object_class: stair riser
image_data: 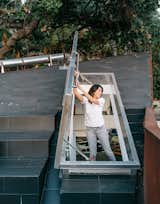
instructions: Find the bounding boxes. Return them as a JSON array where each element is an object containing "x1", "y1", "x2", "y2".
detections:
[
  {"x1": 0, "y1": 141, "x2": 48, "y2": 157},
  {"x1": 125, "y1": 109, "x2": 145, "y2": 115},
  {"x1": 127, "y1": 114, "x2": 144, "y2": 123},
  {"x1": 0, "y1": 117, "x2": 54, "y2": 131},
  {"x1": 0, "y1": 194, "x2": 39, "y2": 204},
  {"x1": 129, "y1": 123, "x2": 144, "y2": 134},
  {"x1": 61, "y1": 193, "x2": 136, "y2": 204}
]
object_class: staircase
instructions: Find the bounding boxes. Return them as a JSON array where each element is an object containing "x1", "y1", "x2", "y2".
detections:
[
  {"x1": 0, "y1": 116, "x2": 54, "y2": 204},
  {"x1": 126, "y1": 108, "x2": 145, "y2": 204},
  {"x1": 58, "y1": 108, "x2": 144, "y2": 204},
  {"x1": 126, "y1": 108, "x2": 145, "y2": 164},
  {"x1": 0, "y1": 68, "x2": 66, "y2": 204}
]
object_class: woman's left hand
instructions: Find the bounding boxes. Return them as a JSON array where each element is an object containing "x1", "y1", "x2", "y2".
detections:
[{"x1": 74, "y1": 70, "x2": 80, "y2": 78}]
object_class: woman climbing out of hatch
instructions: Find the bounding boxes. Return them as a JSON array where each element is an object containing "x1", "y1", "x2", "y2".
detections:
[{"x1": 73, "y1": 71, "x2": 116, "y2": 161}]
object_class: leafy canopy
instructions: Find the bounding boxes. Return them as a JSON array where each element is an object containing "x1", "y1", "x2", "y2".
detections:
[{"x1": 0, "y1": 0, "x2": 160, "y2": 97}]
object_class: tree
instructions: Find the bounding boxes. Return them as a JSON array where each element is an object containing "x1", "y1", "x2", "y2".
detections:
[
  {"x1": 0, "y1": 0, "x2": 62, "y2": 58},
  {"x1": 0, "y1": 0, "x2": 160, "y2": 98}
]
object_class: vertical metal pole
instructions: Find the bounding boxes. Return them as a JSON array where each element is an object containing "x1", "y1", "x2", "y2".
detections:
[{"x1": 0, "y1": 62, "x2": 5, "y2": 74}]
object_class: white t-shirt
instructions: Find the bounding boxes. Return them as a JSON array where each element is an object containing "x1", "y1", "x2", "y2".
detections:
[{"x1": 81, "y1": 96, "x2": 105, "y2": 127}]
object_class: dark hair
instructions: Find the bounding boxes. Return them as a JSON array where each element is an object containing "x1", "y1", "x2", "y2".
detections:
[{"x1": 88, "y1": 84, "x2": 103, "y2": 97}]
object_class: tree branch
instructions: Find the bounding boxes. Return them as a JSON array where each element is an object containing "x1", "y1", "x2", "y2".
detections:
[
  {"x1": 0, "y1": 20, "x2": 38, "y2": 59},
  {"x1": 0, "y1": 8, "x2": 16, "y2": 15}
]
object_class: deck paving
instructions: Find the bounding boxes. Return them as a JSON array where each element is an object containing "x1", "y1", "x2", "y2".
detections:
[{"x1": 0, "y1": 68, "x2": 66, "y2": 116}]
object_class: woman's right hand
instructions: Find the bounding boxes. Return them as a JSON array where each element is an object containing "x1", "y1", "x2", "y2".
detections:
[{"x1": 74, "y1": 70, "x2": 80, "y2": 78}]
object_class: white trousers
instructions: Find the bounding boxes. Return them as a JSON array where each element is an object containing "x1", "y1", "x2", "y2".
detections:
[{"x1": 86, "y1": 125, "x2": 116, "y2": 161}]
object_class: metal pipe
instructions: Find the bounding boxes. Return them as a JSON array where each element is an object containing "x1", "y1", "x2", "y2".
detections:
[{"x1": 0, "y1": 53, "x2": 69, "y2": 68}]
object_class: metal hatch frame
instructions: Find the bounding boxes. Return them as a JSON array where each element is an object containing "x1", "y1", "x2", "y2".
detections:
[
  {"x1": 54, "y1": 31, "x2": 140, "y2": 174},
  {"x1": 54, "y1": 72, "x2": 140, "y2": 174}
]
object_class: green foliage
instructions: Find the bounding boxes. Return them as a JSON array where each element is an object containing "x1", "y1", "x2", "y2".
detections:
[
  {"x1": 0, "y1": 0, "x2": 160, "y2": 98},
  {"x1": 31, "y1": 0, "x2": 62, "y2": 17},
  {"x1": 154, "y1": 65, "x2": 160, "y2": 99}
]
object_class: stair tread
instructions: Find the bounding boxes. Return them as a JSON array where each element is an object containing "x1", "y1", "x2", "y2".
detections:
[{"x1": 0, "y1": 158, "x2": 46, "y2": 176}]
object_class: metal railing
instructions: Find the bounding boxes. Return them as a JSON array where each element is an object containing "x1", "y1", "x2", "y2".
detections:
[
  {"x1": 54, "y1": 31, "x2": 79, "y2": 168},
  {"x1": 144, "y1": 107, "x2": 160, "y2": 204},
  {"x1": 54, "y1": 31, "x2": 140, "y2": 173},
  {"x1": 63, "y1": 31, "x2": 78, "y2": 99},
  {"x1": 55, "y1": 72, "x2": 140, "y2": 172},
  {"x1": 0, "y1": 53, "x2": 68, "y2": 73}
]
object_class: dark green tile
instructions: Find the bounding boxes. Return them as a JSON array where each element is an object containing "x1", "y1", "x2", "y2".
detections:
[
  {"x1": 101, "y1": 193, "x2": 136, "y2": 204},
  {"x1": 61, "y1": 178, "x2": 100, "y2": 194},
  {"x1": 127, "y1": 114, "x2": 144, "y2": 123},
  {"x1": 99, "y1": 175, "x2": 136, "y2": 194},
  {"x1": 0, "y1": 195, "x2": 19, "y2": 204},
  {"x1": 61, "y1": 193, "x2": 100, "y2": 204},
  {"x1": 4, "y1": 177, "x2": 39, "y2": 194},
  {"x1": 0, "y1": 142, "x2": 8, "y2": 157},
  {"x1": 129, "y1": 123, "x2": 144, "y2": 133},
  {"x1": 0, "y1": 177, "x2": 4, "y2": 192},
  {"x1": 22, "y1": 195, "x2": 39, "y2": 204}
]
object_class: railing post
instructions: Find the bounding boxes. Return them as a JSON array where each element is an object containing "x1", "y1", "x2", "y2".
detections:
[{"x1": 0, "y1": 61, "x2": 5, "y2": 73}]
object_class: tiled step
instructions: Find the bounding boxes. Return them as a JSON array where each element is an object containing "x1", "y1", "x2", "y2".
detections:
[
  {"x1": 0, "y1": 157, "x2": 47, "y2": 204},
  {"x1": 0, "y1": 131, "x2": 53, "y2": 157},
  {"x1": 125, "y1": 109, "x2": 145, "y2": 115},
  {"x1": 0, "y1": 116, "x2": 55, "y2": 131},
  {"x1": 126, "y1": 108, "x2": 145, "y2": 141},
  {"x1": 132, "y1": 132, "x2": 144, "y2": 142},
  {"x1": 129, "y1": 122, "x2": 144, "y2": 134},
  {"x1": 127, "y1": 113, "x2": 144, "y2": 123},
  {"x1": 60, "y1": 175, "x2": 137, "y2": 204},
  {"x1": 126, "y1": 108, "x2": 145, "y2": 165}
]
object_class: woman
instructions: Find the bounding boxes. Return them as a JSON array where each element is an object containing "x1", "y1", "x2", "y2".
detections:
[{"x1": 73, "y1": 73, "x2": 116, "y2": 161}]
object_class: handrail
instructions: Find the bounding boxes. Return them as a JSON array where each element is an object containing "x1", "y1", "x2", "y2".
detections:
[
  {"x1": 54, "y1": 94, "x2": 72, "y2": 169},
  {"x1": 144, "y1": 107, "x2": 160, "y2": 204},
  {"x1": 55, "y1": 32, "x2": 79, "y2": 168},
  {"x1": 0, "y1": 53, "x2": 66, "y2": 67},
  {"x1": 62, "y1": 31, "x2": 78, "y2": 104},
  {"x1": 65, "y1": 31, "x2": 78, "y2": 95},
  {"x1": 0, "y1": 53, "x2": 68, "y2": 73}
]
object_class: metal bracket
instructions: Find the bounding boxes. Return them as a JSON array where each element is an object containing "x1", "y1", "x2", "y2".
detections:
[
  {"x1": 0, "y1": 61, "x2": 5, "y2": 74},
  {"x1": 48, "y1": 55, "x2": 53, "y2": 67}
]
